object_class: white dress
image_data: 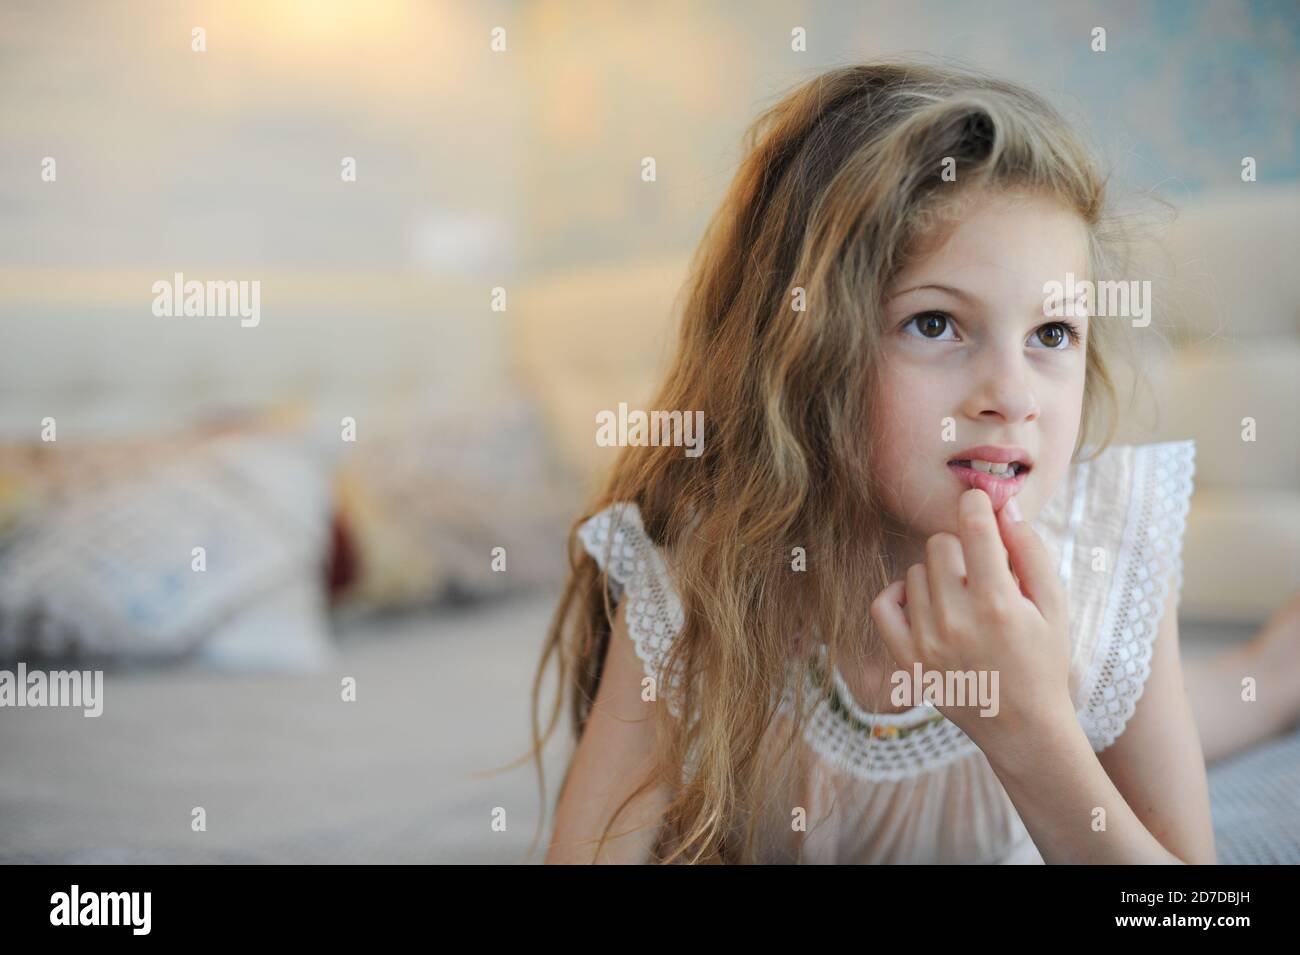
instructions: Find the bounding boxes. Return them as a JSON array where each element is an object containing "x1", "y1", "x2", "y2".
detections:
[{"x1": 577, "y1": 440, "x2": 1197, "y2": 864}]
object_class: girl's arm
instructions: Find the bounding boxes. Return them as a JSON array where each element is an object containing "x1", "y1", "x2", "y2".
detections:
[
  {"x1": 984, "y1": 582, "x2": 1217, "y2": 864},
  {"x1": 1183, "y1": 591, "x2": 1300, "y2": 764},
  {"x1": 545, "y1": 598, "x2": 673, "y2": 864}
]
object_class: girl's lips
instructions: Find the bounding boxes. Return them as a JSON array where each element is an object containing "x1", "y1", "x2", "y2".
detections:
[{"x1": 946, "y1": 462, "x2": 1027, "y2": 512}]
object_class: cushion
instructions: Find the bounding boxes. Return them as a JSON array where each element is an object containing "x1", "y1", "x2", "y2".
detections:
[
  {"x1": 328, "y1": 387, "x2": 579, "y2": 615},
  {"x1": 0, "y1": 406, "x2": 338, "y2": 670}
]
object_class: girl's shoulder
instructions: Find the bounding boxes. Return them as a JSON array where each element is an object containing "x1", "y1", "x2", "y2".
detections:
[
  {"x1": 1035, "y1": 439, "x2": 1197, "y2": 752},
  {"x1": 1032, "y1": 438, "x2": 1196, "y2": 576}
]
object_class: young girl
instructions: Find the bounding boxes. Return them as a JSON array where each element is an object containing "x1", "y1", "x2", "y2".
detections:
[{"x1": 530, "y1": 60, "x2": 1297, "y2": 864}]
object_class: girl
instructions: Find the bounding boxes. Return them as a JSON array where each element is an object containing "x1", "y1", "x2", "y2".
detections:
[{"x1": 530, "y1": 60, "x2": 1298, "y2": 864}]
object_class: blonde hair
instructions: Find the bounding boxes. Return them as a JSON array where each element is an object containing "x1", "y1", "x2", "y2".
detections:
[{"x1": 528, "y1": 59, "x2": 1139, "y2": 864}]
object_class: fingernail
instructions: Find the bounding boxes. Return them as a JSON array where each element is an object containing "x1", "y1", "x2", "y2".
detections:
[{"x1": 1005, "y1": 497, "x2": 1023, "y2": 522}]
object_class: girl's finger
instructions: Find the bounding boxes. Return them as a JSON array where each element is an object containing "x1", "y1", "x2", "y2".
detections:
[
  {"x1": 996, "y1": 504, "x2": 1064, "y2": 621},
  {"x1": 869, "y1": 579, "x2": 916, "y2": 666},
  {"x1": 957, "y1": 488, "x2": 1017, "y2": 596},
  {"x1": 924, "y1": 532, "x2": 967, "y2": 634},
  {"x1": 904, "y1": 562, "x2": 937, "y2": 658}
]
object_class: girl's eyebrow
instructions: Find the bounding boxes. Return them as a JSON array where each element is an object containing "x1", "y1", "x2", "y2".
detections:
[
  {"x1": 889, "y1": 282, "x2": 1091, "y2": 318},
  {"x1": 1043, "y1": 286, "x2": 1090, "y2": 310},
  {"x1": 887, "y1": 283, "x2": 976, "y2": 302}
]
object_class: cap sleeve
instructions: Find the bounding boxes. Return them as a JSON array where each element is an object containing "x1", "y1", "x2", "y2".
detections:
[
  {"x1": 1071, "y1": 440, "x2": 1196, "y2": 752},
  {"x1": 577, "y1": 501, "x2": 687, "y2": 718}
]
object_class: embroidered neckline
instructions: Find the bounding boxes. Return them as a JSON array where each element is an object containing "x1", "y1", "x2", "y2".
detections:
[{"x1": 807, "y1": 651, "x2": 947, "y2": 739}]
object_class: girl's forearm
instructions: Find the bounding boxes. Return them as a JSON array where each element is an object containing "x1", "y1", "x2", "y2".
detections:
[{"x1": 981, "y1": 706, "x2": 1187, "y2": 864}]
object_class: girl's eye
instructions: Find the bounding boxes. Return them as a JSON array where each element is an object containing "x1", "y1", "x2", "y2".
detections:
[
  {"x1": 900, "y1": 314, "x2": 1082, "y2": 348},
  {"x1": 903, "y1": 312, "x2": 958, "y2": 341},
  {"x1": 1029, "y1": 321, "x2": 1081, "y2": 350}
]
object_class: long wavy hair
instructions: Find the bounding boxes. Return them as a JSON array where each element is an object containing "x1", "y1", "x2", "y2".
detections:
[{"x1": 526, "y1": 59, "x2": 1143, "y2": 864}]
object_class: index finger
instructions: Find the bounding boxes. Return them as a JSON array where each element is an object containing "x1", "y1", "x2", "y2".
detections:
[
  {"x1": 956, "y1": 488, "x2": 1017, "y2": 594},
  {"x1": 870, "y1": 579, "x2": 918, "y2": 667}
]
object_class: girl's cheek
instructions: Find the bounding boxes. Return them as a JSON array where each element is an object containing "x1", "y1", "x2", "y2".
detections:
[
  {"x1": 897, "y1": 371, "x2": 950, "y2": 429},
  {"x1": 881, "y1": 349, "x2": 946, "y2": 396}
]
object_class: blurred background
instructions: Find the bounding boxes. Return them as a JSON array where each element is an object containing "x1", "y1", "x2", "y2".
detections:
[{"x1": 0, "y1": 0, "x2": 1296, "y2": 863}]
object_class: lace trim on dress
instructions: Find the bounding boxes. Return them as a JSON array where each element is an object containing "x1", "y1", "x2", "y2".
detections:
[
  {"x1": 577, "y1": 502, "x2": 687, "y2": 720},
  {"x1": 1076, "y1": 440, "x2": 1196, "y2": 752}
]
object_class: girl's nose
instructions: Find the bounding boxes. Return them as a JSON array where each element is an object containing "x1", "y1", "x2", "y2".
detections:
[{"x1": 963, "y1": 349, "x2": 1040, "y2": 423}]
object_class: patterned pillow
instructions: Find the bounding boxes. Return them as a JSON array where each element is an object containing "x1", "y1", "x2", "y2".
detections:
[
  {"x1": 0, "y1": 410, "x2": 336, "y2": 668},
  {"x1": 330, "y1": 391, "x2": 579, "y2": 614}
]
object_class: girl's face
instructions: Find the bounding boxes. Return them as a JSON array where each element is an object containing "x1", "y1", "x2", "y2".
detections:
[{"x1": 874, "y1": 188, "x2": 1090, "y2": 546}]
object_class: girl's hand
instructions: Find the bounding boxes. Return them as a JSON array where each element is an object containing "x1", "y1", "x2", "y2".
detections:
[{"x1": 869, "y1": 488, "x2": 1074, "y2": 755}]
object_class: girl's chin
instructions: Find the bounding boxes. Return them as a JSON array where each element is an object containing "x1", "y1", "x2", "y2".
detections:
[
  {"x1": 883, "y1": 484, "x2": 1035, "y2": 538},
  {"x1": 898, "y1": 494, "x2": 1028, "y2": 536}
]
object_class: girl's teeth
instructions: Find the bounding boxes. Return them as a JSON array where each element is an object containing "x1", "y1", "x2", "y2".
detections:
[{"x1": 949, "y1": 459, "x2": 1023, "y2": 478}]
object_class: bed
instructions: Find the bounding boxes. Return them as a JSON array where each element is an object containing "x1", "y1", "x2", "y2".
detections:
[{"x1": 2, "y1": 588, "x2": 1297, "y2": 864}]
